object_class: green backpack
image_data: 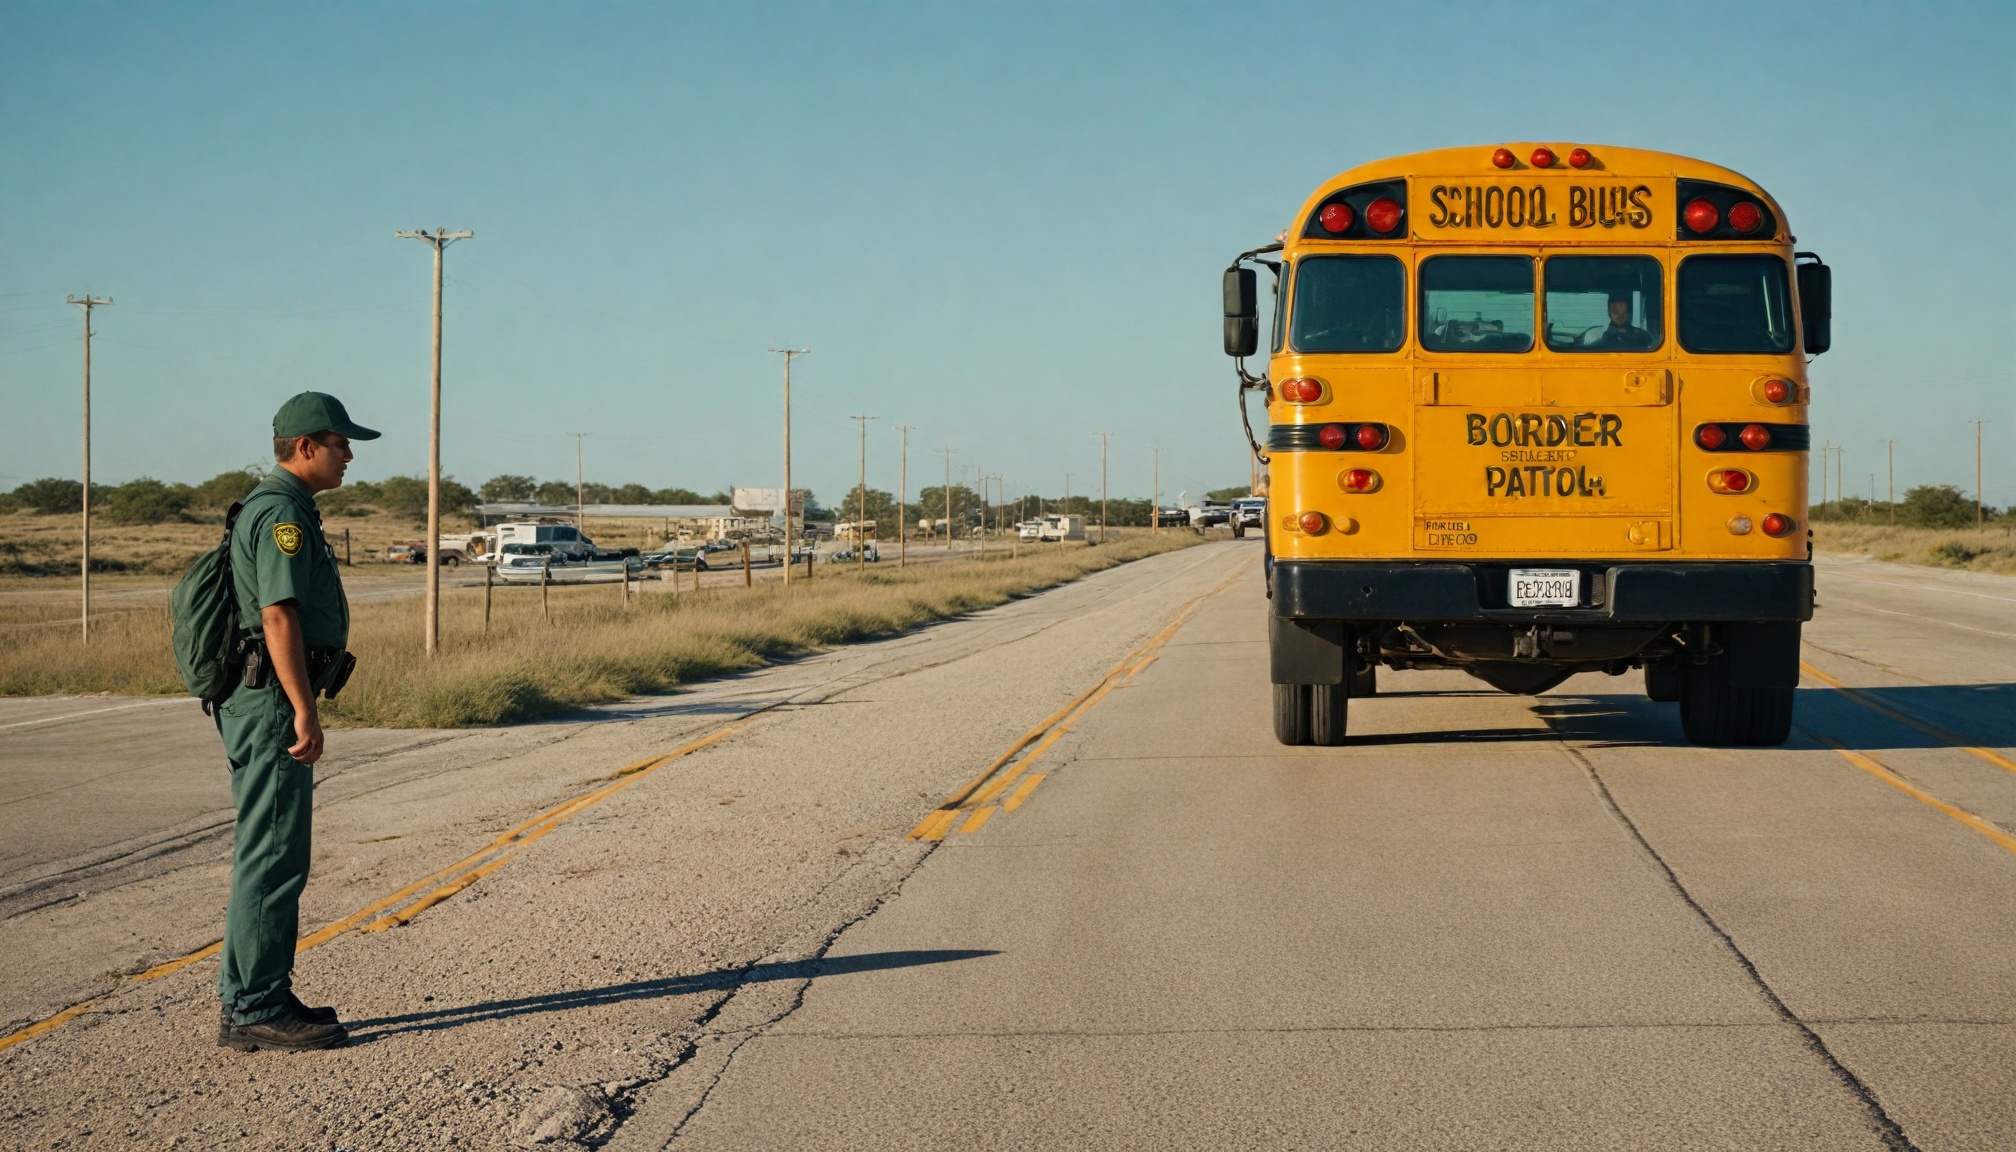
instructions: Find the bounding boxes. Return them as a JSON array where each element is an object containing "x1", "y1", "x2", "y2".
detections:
[{"x1": 170, "y1": 501, "x2": 246, "y2": 709}]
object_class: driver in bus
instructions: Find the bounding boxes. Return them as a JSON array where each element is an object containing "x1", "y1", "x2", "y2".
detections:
[{"x1": 1590, "y1": 292, "x2": 1654, "y2": 349}]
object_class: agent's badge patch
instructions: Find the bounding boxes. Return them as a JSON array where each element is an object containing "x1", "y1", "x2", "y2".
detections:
[{"x1": 273, "y1": 523, "x2": 304, "y2": 557}]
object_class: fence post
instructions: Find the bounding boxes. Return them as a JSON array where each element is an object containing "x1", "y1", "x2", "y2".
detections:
[
  {"x1": 483, "y1": 562, "x2": 492, "y2": 634},
  {"x1": 620, "y1": 558, "x2": 629, "y2": 605},
  {"x1": 343, "y1": 528, "x2": 352, "y2": 566},
  {"x1": 743, "y1": 540, "x2": 752, "y2": 588},
  {"x1": 541, "y1": 558, "x2": 551, "y2": 622}
]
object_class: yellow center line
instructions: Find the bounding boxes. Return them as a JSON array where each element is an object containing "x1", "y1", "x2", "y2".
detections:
[
  {"x1": 1000, "y1": 773, "x2": 1046, "y2": 813},
  {"x1": 0, "y1": 725, "x2": 742, "y2": 1053},
  {"x1": 906, "y1": 556, "x2": 1254, "y2": 840},
  {"x1": 1804, "y1": 729, "x2": 2016, "y2": 858},
  {"x1": 1801, "y1": 660, "x2": 2016, "y2": 777},
  {"x1": 958, "y1": 806, "x2": 997, "y2": 834}
]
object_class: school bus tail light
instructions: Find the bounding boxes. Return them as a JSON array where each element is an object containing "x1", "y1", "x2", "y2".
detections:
[
  {"x1": 1707, "y1": 468, "x2": 1754, "y2": 494},
  {"x1": 1728, "y1": 202, "x2": 1765, "y2": 234},
  {"x1": 1491, "y1": 148, "x2": 1516, "y2": 169},
  {"x1": 1365, "y1": 197, "x2": 1403, "y2": 235},
  {"x1": 1696, "y1": 424, "x2": 1728, "y2": 450},
  {"x1": 1279, "y1": 377, "x2": 1324, "y2": 403},
  {"x1": 1740, "y1": 423, "x2": 1772, "y2": 450},
  {"x1": 1318, "y1": 202, "x2": 1355, "y2": 233},
  {"x1": 1684, "y1": 198, "x2": 1720, "y2": 234},
  {"x1": 1568, "y1": 147, "x2": 1593, "y2": 169},
  {"x1": 1355, "y1": 423, "x2": 1389, "y2": 450},
  {"x1": 1297, "y1": 511, "x2": 1330, "y2": 535},
  {"x1": 1762, "y1": 513, "x2": 1798, "y2": 538},
  {"x1": 1339, "y1": 468, "x2": 1380, "y2": 494},
  {"x1": 1755, "y1": 377, "x2": 1794, "y2": 405},
  {"x1": 1530, "y1": 146, "x2": 1555, "y2": 168}
]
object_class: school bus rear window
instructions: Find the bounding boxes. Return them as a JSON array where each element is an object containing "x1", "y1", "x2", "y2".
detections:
[
  {"x1": 1421, "y1": 256, "x2": 1533, "y2": 353},
  {"x1": 1544, "y1": 256, "x2": 1663, "y2": 352},
  {"x1": 1679, "y1": 255, "x2": 1793, "y2": 354},
  {"x1": 1291, "y1": 256, "x2": 1405, "y2": 353}
]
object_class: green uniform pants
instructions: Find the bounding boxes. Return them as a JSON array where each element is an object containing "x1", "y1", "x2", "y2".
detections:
[{"x1": 215, "y1": 681, "x2": 313, "y2": 1025}]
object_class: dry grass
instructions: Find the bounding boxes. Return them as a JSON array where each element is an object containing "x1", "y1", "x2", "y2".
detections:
[
  {"x1": 0, "y1": 531, "x2": 1203, "y2": 726},
  {"x1": 0, "y1": 509, "x2": 466, "y2": 576},
  {"x1": 1813, "y1": 522, "x2": 2016, "y2": 576}
]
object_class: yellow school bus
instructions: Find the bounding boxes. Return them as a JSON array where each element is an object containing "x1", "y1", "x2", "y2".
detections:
[{"x1": 1222, "y1": 143, "x2": 1831, "y2": 747}]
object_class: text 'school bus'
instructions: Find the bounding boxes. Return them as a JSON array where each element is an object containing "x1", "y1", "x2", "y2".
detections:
[{"x1": 1222, "y1": 144, "x2": 1831, "y2": 748}]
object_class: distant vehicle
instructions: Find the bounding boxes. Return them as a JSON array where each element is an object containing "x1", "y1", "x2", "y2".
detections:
[
  {"x1": 835, "y1": 520, "x2": 878, "y2": 542},
  {"x1": 384, "y1": 542, "x2": 426, "y2": 564},
  {"x1": 1189, "y1": 503, "x2": 1231, "y2": 528},
  {"x1": 1017, "y1": 520, "x2": 1042, "y2": 542},
  {"x1": 1154, "y1": 508, "x2": 1190, "y2": 527},
  {"x1": 829, "y1": 542, "x2": 881, "y2": 563},
  {"x1": 641, "y1": 546, "x2": 709, "y2": 571},
  {"x1": 494, "y1": 543, "x2": 632, "y2": 584},
  {"x1": 1038, "y1": 514, "x2": 1085, "y2": 542},
  {"x1": 495, "y1": 521, "x2": 596, "y2": 561},
  {"x1": 1232, "y1": 497, "x2": 1266, "y2": 526},
  {"x1": 434, "y1": 532, "x2": 490, "y2": 565}
]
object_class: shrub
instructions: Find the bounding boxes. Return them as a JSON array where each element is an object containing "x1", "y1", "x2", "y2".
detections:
[
  {"x1": 12, "y1": 478, "x2": 83, "y2": 515},
  {"x1": 1929, "y1": 540, "x2": 1979, "y2": 566},
  {"x1": 481, "y1": 474, "x2": 537, "y2": 502},
  {"x1": 101, "y1": 478, "x2": 194, "y2": 524},
  {"x1": 1899, "y1": 485, "x2": 1978, "y2": 530},
  {"x1": 192, "y1": 467, "x2": 265, "y2": 510}
]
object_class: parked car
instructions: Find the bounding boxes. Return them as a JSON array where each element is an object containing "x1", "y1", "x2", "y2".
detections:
[
  {"x1": 1154, "y1": 508, "x2": 1190, "y2": 527},
  {"x1": 828, "y1": 542, "x2": 880, "y2": 563},
  {"x1": 383, "y1": 542, "x2": 426, "y2": 564},
  {"x1": 640, "y1": 546, "x2": 709, "y2": 570}
]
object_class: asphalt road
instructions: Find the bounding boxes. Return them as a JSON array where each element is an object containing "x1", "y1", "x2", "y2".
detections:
[{"x1": 2, "y1": 542, "x2": 2014, "y2": 1150}]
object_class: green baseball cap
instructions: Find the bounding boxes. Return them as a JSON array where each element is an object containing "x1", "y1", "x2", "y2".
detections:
[{"x1": 273, "y1": 392, "x2": 381, "y2": 441}]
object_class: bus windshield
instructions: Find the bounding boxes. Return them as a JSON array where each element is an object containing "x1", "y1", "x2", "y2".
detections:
[
  {"x1": 1679, "y1": 255, "x2": 1793, "y2": 353},
  {"x1": 1421, "y1": 256, "x2": 1533, "y2": 352}
]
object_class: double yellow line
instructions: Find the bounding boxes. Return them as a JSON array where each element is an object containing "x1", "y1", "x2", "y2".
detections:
[
  {"x1": 1801, "y1": 660, "x2": 2016, "y2": 861},
  {"x1": 0, "y1": 725, "x2": 740, "y2": 1054},
  {"x1": 906, "y1": 558, "x2": 1251, "y2": 841}
]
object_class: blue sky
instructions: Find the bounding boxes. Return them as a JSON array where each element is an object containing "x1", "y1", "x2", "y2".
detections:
[{"x1": 3, "y1": 1, "x2": 2011, "y2": 505}]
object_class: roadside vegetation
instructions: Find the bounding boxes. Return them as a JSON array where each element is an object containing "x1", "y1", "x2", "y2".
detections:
[
  {"x1": 0, "y1": 532, "x2": 1204, "y2": 726},
  {"x1": 1810, "y1": 483, "x2": 2015, "y2": 575}
]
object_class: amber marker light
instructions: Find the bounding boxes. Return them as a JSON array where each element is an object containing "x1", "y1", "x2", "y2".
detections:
[
  {"x1": 1339, "y1": 468, "x2": 1379, "y2": 493},
  {"x1": 1707, "y1": 468, "x2": 1754, "y2": 494},
  {"x1": 1297, "y1": 511, "x2": 1329, "y2": 535},
  {"x1": 1491, "y1": 147, "x2": 1516, "y2": 169},
  {"x1": 1530, "y1": 146, "x2": 1556, "y2": 168},
  {"x1": 1568, "y1": 147, "x2": 1592, "y2": 169},
  {"x1": 1761, "y1": 513, "x2": 1798, "y2": 538}
]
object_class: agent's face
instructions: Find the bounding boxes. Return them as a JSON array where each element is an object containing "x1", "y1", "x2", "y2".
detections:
[
  {"x1": 298, "y1": 434, "x2": 353, "y2": 491},
  {"x1": 1609, "y1": 300, "x2": 1632, "y2": 326}
]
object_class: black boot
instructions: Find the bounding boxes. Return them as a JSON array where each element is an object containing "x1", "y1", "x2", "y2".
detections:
[
  {"x1": 219, "y1": 1004, "x2": 348, "y2": 1052},
  {"x1": 218, "y1": 992, "x2": 339, "y2": 1041}
]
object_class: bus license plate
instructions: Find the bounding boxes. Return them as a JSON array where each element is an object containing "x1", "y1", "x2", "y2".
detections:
[{"x1": 1509, "y1": 569, "x2": 1580, "y2": 607}]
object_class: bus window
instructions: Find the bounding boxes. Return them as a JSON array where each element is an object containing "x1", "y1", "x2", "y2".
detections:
[
  {"x1": 1271, "y1": 262, "x2": 1288, "y2": 353},
  {"x1": 1679, "y1": 255, "x2": 1793, "y2": 353},
  {"x1": 1420, "y1": 256, "x2": 1534, "y2": 352},
  {"x1": 1544, "y1": 256, "x2": 1663, "y2": 352},
  {"x1": 1291, "y1": 256, "x2": 1405, "y2": 353}
]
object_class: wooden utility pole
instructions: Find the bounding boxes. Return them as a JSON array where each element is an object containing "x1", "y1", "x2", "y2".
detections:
[
  {"x1": 1882, "y1": 438, "x2": 1895, "y2": 525},
  {"x1": 937, "y1": 446, "x2": 953, "y2": 553},
  {"x1": 397, "y1": 228, "x2": 472, "y2": 657},
  {"x1": 566, "y1": 432, "x2": 590, "y2": 528},
  {"x1": 1093, "y1": 431, "x2": 1112, "y2": 544},
  {"x1": 1975, "y1": 421, "x2": 1991, "y2": 532},
  {"x1": 68, "y1": 295, "x2": 111, "y2": 643},
  {"x1": 850, "y1": 415, "x2": 879, "y2": 573},
  {"x1": 895, "y1": 424, "x2": 913, "y2": 568},
  {"x1": 769, "y1": 349, "x2": 809, "y2": 586}
]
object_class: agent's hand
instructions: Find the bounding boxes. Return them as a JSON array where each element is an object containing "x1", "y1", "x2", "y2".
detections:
[{"x1": 289, "y1": 707, "x2": 326, "y2": 765}]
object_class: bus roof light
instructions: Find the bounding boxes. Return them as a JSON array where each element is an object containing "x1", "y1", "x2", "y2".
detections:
[
  {"x1": 1762, "y1": 513, "x2": 1798, "y2": 537},
  {"x1": 1684, "y1": 197, "x2": 1720, "y2": 234},
  {"x1": 1568, "y1": 147, "x2": 1592, "y2": 169},
  {"x1": 1740, "y1": 424, "x2": 1772, "y2": 451},
  {"x1": 1491, "y1": 148, "x2": 1516, "y2": 169},
  {"x1": 1318, "y1": 202, "x2": 1354, "y2": 233},
  {"x1": 1530, "y1": 146, "x2": 1556, "y2": 168},
  {"x1": 1728, "y1": 201, "x2": 1765, "y2": 234},
  {"x1": 1696, "y1": 424, "x2": 1728, "y2": 450},
  {"x1": 1355, "y1": 423, "x2": 1388, "y2": 450},
  {"x1": 1365, "y1": 197, "x2": 1403, "y2": 234}
]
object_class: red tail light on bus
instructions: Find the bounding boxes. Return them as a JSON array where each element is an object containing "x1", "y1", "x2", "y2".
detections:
[
  {"x1": 1530, "y1": 146, "x2": 1555, "y2": 168},
  {"x1": 1339, "y1": 469, "x2": 1379, "y2": 493},
  {"x1": 1707, "y1": 469, "x2": 1754, "y2": 494},
  {"x1": 1491, "y1": 148, "x2": 1516, "y2": 169},
  {"x1": 1298, "y1": 511, "x2": 1329, "y2": 534},
  {"x1": 1365, "y1": 197, "x2": 1403, "y2": 234},
  {"x1": 1761, "y1": 513, "x2": 1798, "y2": 538},
  {"x1": 1318, "y1": 203, "x2": 1355, "y2": 233},
  {"x1": 1279, "y1": 377, "x2": 1324, "y2": 403},
  {"x1": 1568, "y1": 147, "x2": 1592, "y2": 169},
  {"x1": 1684, "y1": 198, "x2": 1720, "y2": 234}
]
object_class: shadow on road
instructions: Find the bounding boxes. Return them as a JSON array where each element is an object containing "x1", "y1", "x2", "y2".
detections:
[
  {"x1": 343, "y1": 949, "x2": 999, "y2": 1042},
  {"x1": 1532, "y1": 683, "x2": 2016, "y2": 753}
]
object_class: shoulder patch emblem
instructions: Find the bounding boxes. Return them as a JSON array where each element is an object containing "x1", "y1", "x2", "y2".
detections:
[{"x1": 273, "y1": 523, "x2": 304, "y2": 557}]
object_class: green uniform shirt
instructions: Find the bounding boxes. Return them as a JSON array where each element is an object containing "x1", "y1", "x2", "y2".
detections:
[{"x1": 232, "y1": 468, "x2": 349, "y2": 649}]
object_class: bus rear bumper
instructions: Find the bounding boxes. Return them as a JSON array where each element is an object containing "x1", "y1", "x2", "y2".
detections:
[{"x1": 1271, "y1": 560, "x2": 1814, "y2": 624}]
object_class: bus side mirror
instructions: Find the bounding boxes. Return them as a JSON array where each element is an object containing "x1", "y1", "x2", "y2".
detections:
[
  {"x1": 1224, "y1": 267, "x2": 1258, "y2": 358},
  {"x1": 1797, "y1": 258, "x2": 1831, "y2": 356}
]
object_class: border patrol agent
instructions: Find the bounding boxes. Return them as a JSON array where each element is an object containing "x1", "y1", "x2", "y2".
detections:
[{"x1": 216, "y1": 392, "x2": 376, "y2": 1052}]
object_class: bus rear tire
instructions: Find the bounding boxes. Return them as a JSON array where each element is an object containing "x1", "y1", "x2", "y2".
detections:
[
  {"x1": 1679, "y1": 666, "x2": 1794, "y2": 746},
  {"x1": 1273, "y1": 683, "x2": 1348, "y2": 746}
]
